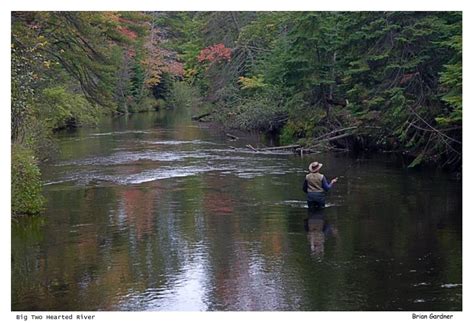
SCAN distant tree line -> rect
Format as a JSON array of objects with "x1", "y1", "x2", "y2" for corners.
[{"x1": 161, "y1": 12, "x2": 461, "y2": 170}]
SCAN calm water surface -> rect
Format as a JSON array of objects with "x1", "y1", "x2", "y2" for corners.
[{"x1": 12, "y1": 110, "x2": 462, "y2": 311}]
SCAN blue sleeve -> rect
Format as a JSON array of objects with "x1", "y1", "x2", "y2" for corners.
[{"x1": 322, "y1": 176, "x2": 331, "y2": 191}]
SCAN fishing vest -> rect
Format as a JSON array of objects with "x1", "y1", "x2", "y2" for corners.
[{"x1": 306, "y1": 172, "x2": 325, "y2": 193}]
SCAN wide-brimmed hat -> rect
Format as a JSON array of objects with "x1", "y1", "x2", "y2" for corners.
[{"x1": 308, "y1": 161, "x2": 323, "y2": 173}]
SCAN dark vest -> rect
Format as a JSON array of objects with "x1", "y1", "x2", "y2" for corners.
[{"x1": 306, "y1": 172, "x2": 324, "y2": 192}]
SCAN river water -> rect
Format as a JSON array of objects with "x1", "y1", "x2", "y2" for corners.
[{"x1": 11, "y1": 109, "x2": 462, "y2": 311}]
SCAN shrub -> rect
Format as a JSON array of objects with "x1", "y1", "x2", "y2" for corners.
[
  {"x1": 11, "y1": 145, "x2": 45, "y2": 216},
  {"x1": 155, "y1": 99, "x2": 166, "y2": 110},
  {"x1": 167, "y1": 82, "x2": 203, "y2": 109},
  {"x1": 128, "y1": 96, "x2": 162, "y2": 113},
  {"x1": 39, "y1": 86, "x2": 102, "y2": 131},
  {"x1": 227, "y1": 89, "x2": 288, "y2": 132}
]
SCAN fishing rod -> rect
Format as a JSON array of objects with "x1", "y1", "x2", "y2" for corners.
[
  {"x1": 336, "y1": 159, "x2": 360, "y2": 180},
  {"x1": 303, "y1": 159, "x2": 359, "y2": 191}
]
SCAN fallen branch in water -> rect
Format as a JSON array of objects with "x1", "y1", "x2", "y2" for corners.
[
  {"x1": 258, "y1": 144, "x2": 301, "y2": 151},
  {"x1": 244, "y1": 144, "x2": 301, "y2": 153},
  {"x1": 313, "y1": 126, "x2": 358, "y2": 141},
  {"x1": 308, "y1": 132, "x2": 354, "y2": 149},
  {"x1": 295, "y1": 147, "x2": 319, "y2": 155},
  {"x1": 191, "y1": 112, "x2": 212, "y2": 121},
  {"x1": 329, "y1": 147, "x2": 350, "y2": 152},
  {"x1": 241, "y1": 127, "x2": 368, "y2": 155},
  {"x1": 246, "y1": 144, "x2": 258, "y2": 151},
  {"x1": 226, "y1": 133, "x2": 239, "y2": 140}
]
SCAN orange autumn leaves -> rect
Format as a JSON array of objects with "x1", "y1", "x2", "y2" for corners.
[{"x1": 198, "y1": 43, "x2": 232, "y2": 63}]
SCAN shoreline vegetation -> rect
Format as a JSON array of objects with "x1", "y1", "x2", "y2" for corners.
[{"x1": 11, "y1": 12, "x2": 462, "y2": 216}]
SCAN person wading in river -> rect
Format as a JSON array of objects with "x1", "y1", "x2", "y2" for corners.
[{"x1": 303, "y1": 161, "x2": 338, "y2": 209}]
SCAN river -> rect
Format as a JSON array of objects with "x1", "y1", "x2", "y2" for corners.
[{"x1": 11, "y1": 109, "x2": 462, "y2": 311}]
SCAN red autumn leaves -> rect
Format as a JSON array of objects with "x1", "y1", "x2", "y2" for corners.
[
  {"x1": 198, "y1": 43, "x2": 232, "y2": 63},
  {"x1": 117, "y1": 25, "x2": 138, "y2": 40}
]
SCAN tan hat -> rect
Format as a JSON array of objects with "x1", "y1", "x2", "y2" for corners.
[{"x1": 309, "y1": 161, "x2": 323, "y2": 173}]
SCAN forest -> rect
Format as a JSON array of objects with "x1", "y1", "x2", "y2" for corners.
[{"x1": 11, "y1": 11, "x2": 462, "y2": 215}]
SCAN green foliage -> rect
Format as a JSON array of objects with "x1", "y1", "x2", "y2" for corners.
[
  {"x1": 11, "y1": 12, "x2": 163, "y2": 216},
  {"x1": 226, "y1": 88, "x2": 288, "y2": 132},
  {"x1": 438, "y1": 19, "x2": 462, "y2": 126},
  {"x1": 184, "y1": 11, "x2": 462, "y2": 169},
  {"x1": 280, "y1": 120, "x2": 316, "y2": 145},
  {"x1": 408, "y1": 152, "x2": 425, "y2": 168},
  {"x1": 128, "y1": 96, "x2": 162, "y2": 113},
  {"x1": 11, "y1": 145, "x2": 45, "y2": 216},
  {"x1": 131, "y1": 59, "x2": 146, "y2": 98},
  {"x1": 155, "y1": 99, "x2": 167, "y2": 109},
  {"x1": 237, "y1": 74, "x2": 266, "y2": 90},
  {"x1": 167, "y1": 81, "x2": 203, "y2": 110},
  {"x1": 38, "y1": 86, "x2": 102, "y2": 130},
  {"x1": 154, "y1": 13, "x2": 205, "y2": 84},
  {"x1": 11, "y1": 30, "x2": 43, "y2": 143},
  {"x1": 283, "y1": 12, "x2": 342, "y2": 96}
]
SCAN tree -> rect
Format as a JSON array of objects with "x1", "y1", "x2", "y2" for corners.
[
  {"x1": 174, "y1": 11, "x2": 462, "y2": 169},
  {"x1": 10, "y1": 11, "x2": 158, "y2": 215}
]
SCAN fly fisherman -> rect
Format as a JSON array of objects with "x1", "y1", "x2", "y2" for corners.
[{"x1": 303, "y1": 161, "x2": 338, "y2": 209}]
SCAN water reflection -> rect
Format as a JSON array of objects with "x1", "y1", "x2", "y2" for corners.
[
  {"x1": 12, "y1": 111, "x2": 462, "y2": 311},
  {"x1": 117, "y1": 244, "x2": 211, "y2": 311},
  {"x1": 119, "y1": 185, "x2": 155, "y2": 240},
  {"x1": 304, "y1": 208, "x2": 338, "y2": 258}
]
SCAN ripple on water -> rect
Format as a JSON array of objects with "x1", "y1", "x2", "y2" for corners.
[
  {"x1": 56, "y1": 150, "x2": 215, "y2": 166},
  {"x1": 48, "y1": 145, "x2": 306, "y2": 186},
  {"x1": 440, "y1": 283, "x2": 462, "y2": 288},
  {"x1": 413, "y1": 282, "x2": 431, "y2": 287},
  {"x1": 119, "y1": 166, "x2": 219, "y2": 184},
  {"x1": 89, "y1": 130, "x2": 153, "y2": 136},
  {"x1": 276, "y1": 200, "x2": 338, "y2": 208},
  {"x1": 144, "y1": 139, "x2": 218, "y2": 146}
]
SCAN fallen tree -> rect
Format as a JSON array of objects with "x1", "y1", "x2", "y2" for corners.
[
  {"x1": 245, "y1": 144, "x2": 301, "y2": 152},
  {"x1": 258, "y1": 144, "x2": 301, "y2": 151},
  {"x1": 191, "y1": 112, "x2": 213, "y2": 121}
]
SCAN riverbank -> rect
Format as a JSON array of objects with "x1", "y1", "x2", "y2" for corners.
[{"x1": 184, "y1": 100, "x2": 462, "y2": 173}]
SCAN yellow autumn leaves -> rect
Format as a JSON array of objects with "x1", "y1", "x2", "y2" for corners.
[{"x1": 237, "y1": 74, "x2": 266, "y2": 90}]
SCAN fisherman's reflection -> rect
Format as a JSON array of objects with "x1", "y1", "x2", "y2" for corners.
[{"x1": 304, "y1": 207, "x2": 338, "y2": 257}]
